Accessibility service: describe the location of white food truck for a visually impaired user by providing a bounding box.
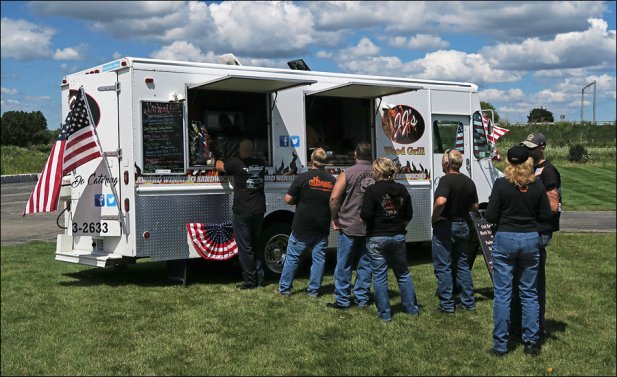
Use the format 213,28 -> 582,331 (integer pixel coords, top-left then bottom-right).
54,56 -> 501,281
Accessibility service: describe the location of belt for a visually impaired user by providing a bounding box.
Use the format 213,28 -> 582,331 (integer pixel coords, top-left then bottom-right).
450,217 -> 467,222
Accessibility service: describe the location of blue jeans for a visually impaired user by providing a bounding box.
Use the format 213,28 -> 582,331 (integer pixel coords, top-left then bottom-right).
278,231 -> 327,296
511,232 -> 552,334
432,221 -> 475,312
492,231 -> 541,353
367,235 -> 419,321
333,232 -> 372,307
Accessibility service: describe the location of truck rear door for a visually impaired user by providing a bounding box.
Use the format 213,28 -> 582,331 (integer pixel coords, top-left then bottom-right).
63,72 -> 123,241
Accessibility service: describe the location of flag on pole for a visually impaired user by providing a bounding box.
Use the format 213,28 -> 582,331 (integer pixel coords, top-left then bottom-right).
23,88 -> 101,215
481,115 -> 510,160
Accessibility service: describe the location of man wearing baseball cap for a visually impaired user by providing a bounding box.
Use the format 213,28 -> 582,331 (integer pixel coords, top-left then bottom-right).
511,132 -> 562,340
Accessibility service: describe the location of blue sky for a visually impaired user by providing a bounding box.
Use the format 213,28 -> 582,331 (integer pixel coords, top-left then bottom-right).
1,1 -> 615,129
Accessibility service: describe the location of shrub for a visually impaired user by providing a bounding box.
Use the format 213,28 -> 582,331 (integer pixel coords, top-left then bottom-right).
568,144 -> 589,163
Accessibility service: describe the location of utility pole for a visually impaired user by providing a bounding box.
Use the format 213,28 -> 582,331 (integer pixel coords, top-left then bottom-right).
581,81 -> 597,124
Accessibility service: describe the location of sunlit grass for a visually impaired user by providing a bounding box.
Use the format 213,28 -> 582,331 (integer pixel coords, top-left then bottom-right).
2,234 -> 615,376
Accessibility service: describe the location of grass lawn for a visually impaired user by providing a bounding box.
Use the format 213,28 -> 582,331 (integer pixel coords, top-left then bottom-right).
1,233 -> 615,376
490,163 -> 616,211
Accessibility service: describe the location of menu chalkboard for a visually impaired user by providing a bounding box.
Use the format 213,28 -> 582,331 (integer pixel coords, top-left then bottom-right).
142,101 -> 185,174
469,210 -> 494,280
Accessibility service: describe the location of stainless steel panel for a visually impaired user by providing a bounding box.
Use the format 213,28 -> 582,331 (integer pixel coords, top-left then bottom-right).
136,193 -> 233,260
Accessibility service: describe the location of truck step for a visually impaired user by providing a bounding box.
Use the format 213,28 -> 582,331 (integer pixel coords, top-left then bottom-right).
55,250 -> 123,267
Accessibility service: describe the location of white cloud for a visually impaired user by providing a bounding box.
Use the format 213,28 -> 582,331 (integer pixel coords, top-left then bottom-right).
479,88 -> 525,102
1,18 -> 55,60
112,52 -> 122,60
209,2 -> 314,57
339,37 -> 380,58
390,34 -> 449,50
53,45 -> 85,60
1,87 -> 18,95
316,50 -> 333,59
338,56 -> 403,76
483,18 -> 616,71
150,41 -> 218,63
402,50 -> 524,84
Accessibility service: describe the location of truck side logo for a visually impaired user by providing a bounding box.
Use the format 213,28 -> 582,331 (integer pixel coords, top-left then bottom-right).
381,105 -> 425,145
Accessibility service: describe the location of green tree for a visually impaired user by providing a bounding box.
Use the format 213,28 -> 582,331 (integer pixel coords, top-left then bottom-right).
527,107 -> 554,123
480,101 -> 500,123
0,111 -> 50,147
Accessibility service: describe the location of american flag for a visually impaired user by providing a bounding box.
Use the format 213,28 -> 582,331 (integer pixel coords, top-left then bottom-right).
454,123 -> 465,151
186,222 -> 238,260
482,115 -> 510,160
23,88 -> 102,215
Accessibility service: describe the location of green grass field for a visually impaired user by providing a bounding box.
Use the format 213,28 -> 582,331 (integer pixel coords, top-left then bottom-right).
2,234 -> 615,376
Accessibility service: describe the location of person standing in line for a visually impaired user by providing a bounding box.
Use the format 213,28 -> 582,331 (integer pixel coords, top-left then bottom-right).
485,146 -> 552,357
360,157 -> 418,321
511,133 -> 562,338
215,139 -> 266,290
431,149 -> 479,314
327,142 -> 374,310
278,148 -> 336,297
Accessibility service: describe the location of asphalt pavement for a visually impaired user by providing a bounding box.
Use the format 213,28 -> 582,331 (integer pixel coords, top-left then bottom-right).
1,179 -> 615,246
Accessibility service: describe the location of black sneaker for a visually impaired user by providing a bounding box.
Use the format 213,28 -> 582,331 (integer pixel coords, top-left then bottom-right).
435,306 -> 455,315
326,302 -> 350,310
523,343 -> 541,357
487,348 -> 508,357
236,283 -> 256,290
456,304 -> 477,312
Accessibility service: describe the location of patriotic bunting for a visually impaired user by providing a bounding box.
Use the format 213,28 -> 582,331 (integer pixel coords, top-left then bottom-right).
186,222 -> 238,260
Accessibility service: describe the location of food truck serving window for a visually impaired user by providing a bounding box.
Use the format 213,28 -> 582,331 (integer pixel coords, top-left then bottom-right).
187,75 -> 315,167
305,82 -> 420,165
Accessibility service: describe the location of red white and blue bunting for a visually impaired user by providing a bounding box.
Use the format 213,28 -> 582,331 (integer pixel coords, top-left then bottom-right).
186,222 -> 238,260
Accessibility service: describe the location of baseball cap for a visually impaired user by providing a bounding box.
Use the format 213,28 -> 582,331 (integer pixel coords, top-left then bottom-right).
507,145 -> 529,165
520,132 -> 546,148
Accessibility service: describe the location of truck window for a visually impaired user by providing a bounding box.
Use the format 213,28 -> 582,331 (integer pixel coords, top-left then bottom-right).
432,120 -> 464,154
187,89 -> 270,167
472,111 -> 491,159
305,96 -> 372,165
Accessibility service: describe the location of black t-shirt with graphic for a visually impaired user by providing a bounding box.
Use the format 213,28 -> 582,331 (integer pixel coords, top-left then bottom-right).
224,157 -> 266,214
434,173 -> 478,221
287,168 -> 336,236
360,180 -> 413,237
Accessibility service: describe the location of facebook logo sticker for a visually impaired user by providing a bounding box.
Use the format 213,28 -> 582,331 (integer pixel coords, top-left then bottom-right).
290,136 -> 300,147
279,135 -> 290,147
94,194 -> 105,207
106,194 -> 116,207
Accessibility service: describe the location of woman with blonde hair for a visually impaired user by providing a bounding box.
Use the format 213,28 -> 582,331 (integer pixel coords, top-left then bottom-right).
485,146 -> 552,357
360,157 -> 419,321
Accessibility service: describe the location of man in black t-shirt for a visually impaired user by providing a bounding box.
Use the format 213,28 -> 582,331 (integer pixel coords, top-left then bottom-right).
278,148 -> 336,297
431,149 -> 479,314
510,132 -> 562,337
216,139 -> 266,290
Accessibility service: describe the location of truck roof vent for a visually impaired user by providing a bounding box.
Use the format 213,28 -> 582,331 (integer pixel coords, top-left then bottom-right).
218,53 -> 242,66
287,59 -> 310,71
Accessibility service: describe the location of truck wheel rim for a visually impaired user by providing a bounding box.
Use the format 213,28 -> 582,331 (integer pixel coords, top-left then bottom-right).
264,234 -> 288,274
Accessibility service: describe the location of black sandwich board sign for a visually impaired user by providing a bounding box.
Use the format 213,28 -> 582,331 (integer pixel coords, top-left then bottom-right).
469,210 -> 494,281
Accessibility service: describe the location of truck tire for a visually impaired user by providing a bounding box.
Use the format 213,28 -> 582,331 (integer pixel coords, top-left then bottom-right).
259,222 -> 291,277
